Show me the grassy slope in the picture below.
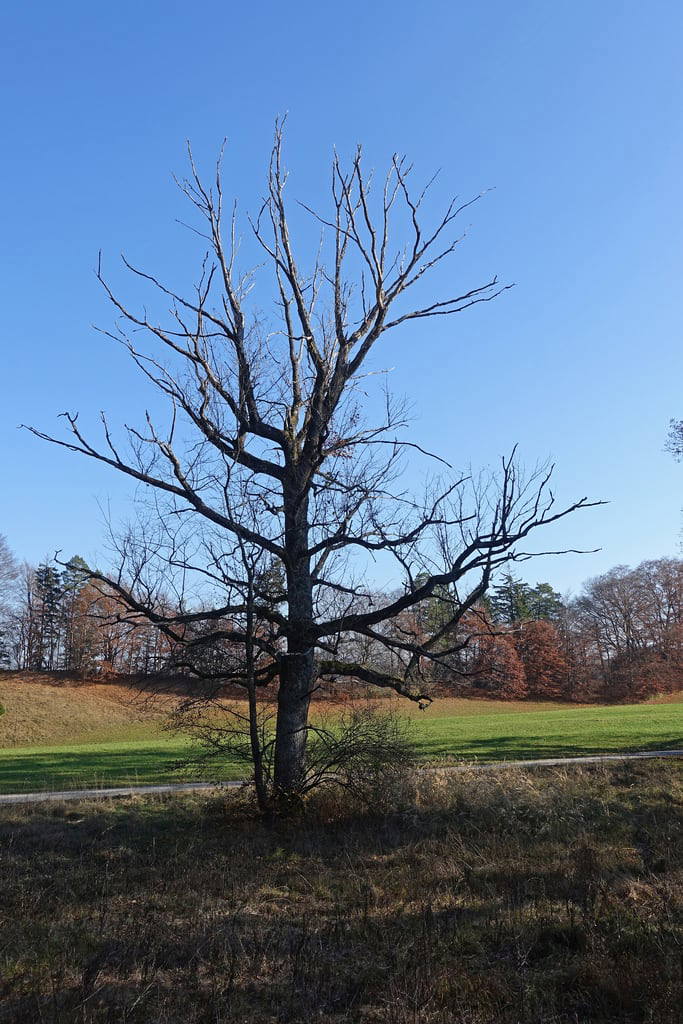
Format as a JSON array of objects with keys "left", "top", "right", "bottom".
[
  {"left": 1, "top": 675, "right": 681, "bottom": 793},
  {"left": 0, "top": 674, "right": 171, "bottom": 747},
  {"left": 1, "top": 762, "right": 681, "bottom": 1023}
]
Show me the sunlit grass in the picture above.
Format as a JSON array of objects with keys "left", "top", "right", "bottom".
[{"left": 1, "top": 697, "right": 681, "bottom": 794}]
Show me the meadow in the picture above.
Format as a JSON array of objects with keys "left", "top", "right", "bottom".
[
  {"left": 1, "top": 761, "right": 681, "bottom": 1023},
  {"left": 0, "top": 675, "right": 681, "bottom": 794}
]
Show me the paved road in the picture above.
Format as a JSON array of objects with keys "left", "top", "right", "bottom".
[{"left": 1, "top": 748, "right": 681, "bottom": 806}]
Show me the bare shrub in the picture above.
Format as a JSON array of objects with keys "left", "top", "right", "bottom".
[
  {"left": 170, "top": 699, "right": 417, "bottom": 815},
  {"left": 303, "top": 704, "right": 418, "bottom": 812}
]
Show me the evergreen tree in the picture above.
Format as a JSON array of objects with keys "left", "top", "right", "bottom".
[
  {"left": 407, "top": 572, "right": 458, "bottom": 638},
  {"left": 489, "top": 572, "right": 533, "bottom": 624},
  {"left": 61, "top": 556, "right": 94, "bottom": 671},
  {"left": 527, "top": 582, "right": 564, "bottom": 622},
  {"left": 253, "top": 558, "right": 286, "bottom": 608},
  {"left": 33, "top": 562, "right": 64, "bottom": 670}
]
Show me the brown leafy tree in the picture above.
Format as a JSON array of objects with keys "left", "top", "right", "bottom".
[
  {"left": 514, "top": 619, "right": 568, "bottom": 698},
  {"left": 470, "top": 626, "right": 528, "bottom": 699},
  {"left": 27, "top": 128, "right": 597, "bottom": 805}
]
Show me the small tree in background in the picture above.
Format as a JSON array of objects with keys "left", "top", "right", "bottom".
[{"left": 0, "top": 536, "right": 19, "bottom": 668}]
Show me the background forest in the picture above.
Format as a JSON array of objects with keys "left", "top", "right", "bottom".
[{"left": 1, "top": 534, "right": 680, "bottom": 704}]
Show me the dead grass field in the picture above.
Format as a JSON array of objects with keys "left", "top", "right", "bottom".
[
  {"left": 0, "top": 673, "right": 172, "bottom": 747},
  {"left": 0, "top": 761, "right": 680, "bottom": 1023}
]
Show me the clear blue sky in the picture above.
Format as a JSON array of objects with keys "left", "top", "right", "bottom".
[{"left": 2, "top": 0, "right": 681, "bottom": 595}]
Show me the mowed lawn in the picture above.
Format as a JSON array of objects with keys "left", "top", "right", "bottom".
[{"left": 1, "top": 676, "right": 681, "bottom": 793}]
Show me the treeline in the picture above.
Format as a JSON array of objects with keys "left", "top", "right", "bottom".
[
  {"left": 0, "top": 533, "right": 681, "bottom": 701},
  {"left": 0, "top": 541, "right": 173, "bottom": 675},
  {"left": 418, "top": 560, "right": 683, "bottom": 702}
]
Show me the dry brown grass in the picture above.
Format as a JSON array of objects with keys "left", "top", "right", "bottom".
[
  {"left": 0, "top": 761, "right": 680, "bottom": 1023},
  {"left": 0, "top": 673, "right": 173, "bottom": 747}
]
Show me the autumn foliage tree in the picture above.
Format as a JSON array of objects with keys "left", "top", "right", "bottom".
[
  {"left": 514, "top": 619, "right": 568, "bottom": 699},
  {"left": 469, "top": 622, "right": 528, "bottom": 699}
]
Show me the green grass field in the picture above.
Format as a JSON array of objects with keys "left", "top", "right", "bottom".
[{"left": 1, "top": 695, "right": 681, "bottom": 794}]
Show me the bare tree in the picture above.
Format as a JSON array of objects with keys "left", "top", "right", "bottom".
[
  {"left": 666, "top": 419, "right": 683, "bottom": 461},
  {"left": 0, "top": 535, "right": 19, "bottom": 666},
  {"left": 26, "top": 126, "right": 598, "bottom": 804},
  {"left": 0, "top": 535, "right": 18, "bottom": 596},
  {"left": 572, "top": 558, "right": 683, "bottom": 698}
]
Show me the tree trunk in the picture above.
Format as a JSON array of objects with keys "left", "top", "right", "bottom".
[
  {"left": 273, "top": 646, "right": 315, "bottom": 796},
  {"left": 273, "top": 474, "right": 314, "bottom": 798},
  {"left": 244, "top": 580, "right": 269, "bottom": 815}
]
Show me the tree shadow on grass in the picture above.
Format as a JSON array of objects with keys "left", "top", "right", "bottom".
[
  {"left": 2, "top": 730, "right": 681, "bottom": 794},
  {"left": 1, "top": 774, "right": 681, "bottom": 1024},
  {"left": 418, "top": 733, "right": 683, "bottom": 761},
  {"left": 3, "top": 900, "right": 675, "bottom": 1024},
  {"left": 0, "top": 747, "right": 241, "bottom": 792}
]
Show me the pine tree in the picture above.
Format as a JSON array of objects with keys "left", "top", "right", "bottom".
[
  {"left": 61, "top": 556, "right": 96, "bottom": 672},
  {"left": 32, "top": 562, "right": 64, "bottom": 670},
  {"left": 489, "top": 572, "right": 533, "bottom": 624},
  {"left": 527, "top": 582, "right": 564, "bottom": 622}
]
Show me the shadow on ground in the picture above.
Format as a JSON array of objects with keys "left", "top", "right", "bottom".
[
  {"left": 0, "top": 760, "right": 681, "bottom": 1023},
  {"left": 0, "top": 746, "right": 242, "bottom": 793},
  {"left": 3, "top": 730, "right": 683, "bottom": 794}
]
